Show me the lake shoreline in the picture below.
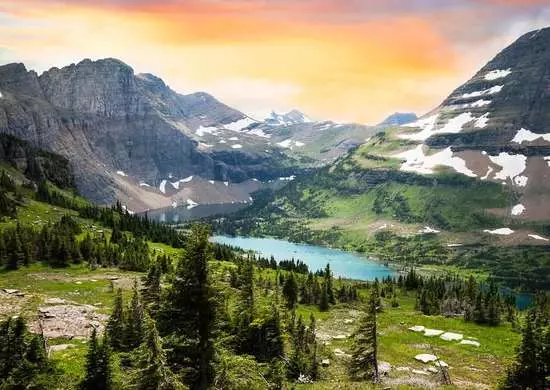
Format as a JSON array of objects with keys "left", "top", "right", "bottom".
[{"left": 212, "top": 234, "right": 395, "bottom": 281}]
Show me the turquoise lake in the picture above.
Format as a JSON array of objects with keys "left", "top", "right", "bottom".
[{"left": 212, "top": 235, "right": 395, "bottom": 281}]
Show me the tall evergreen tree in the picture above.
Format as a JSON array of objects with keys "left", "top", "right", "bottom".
[
  {"left": 81, "top": 329, "right": 113, "bottom": 390},
  {"left": 107, "top": 289, "right": 125, "bottom": 351},
  {"left": 324, "top": 263, "right": 335, "bottom": 304},
  {"left": 282, "top": 272, "right": 298, "bottom": 310},
  {"left": 159, "top": 224, "right": 215, "bottom": 390},
  {"left": 350, "top": 292, "right": 378, "bottom": 383},
  {"left": 142, "top": 262, "right": 162, "bottom": 316},
  {"left": 133, "top": 318, "right": 185, "bottom": 390},
  {"left": 126, "top": 280, "right": 145, "bottom": 350}
]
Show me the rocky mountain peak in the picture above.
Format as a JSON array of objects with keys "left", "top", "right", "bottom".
[
  {"left": 0, "top": 62, "right": 44, "bottom": 98},
  {"left": 38, "top": 57, "right": 143, "bottom": 118},
  {"left": 378, "top": 112, "right": 417, "bottom": 127}
]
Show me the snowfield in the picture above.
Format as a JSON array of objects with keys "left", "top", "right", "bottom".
[
  {"left": 484, "top": 69, "right": 512, "bottom": 80},
  {"left": 277, "top": 139, "right": 293, "bottom": 148},
  {"left": 488, "top": 153, "right": 528, "bottom": 187},
  {"left": 196, "top": 126, "right": 218, "bottom": 137},
  {"left": 528, "top": 234, "right": 549, "bottom": 242},
  {"left": 461, "top": 85, "right": 503, "bottom": 98},
  {"left": 512, "top": 128, "right": 550, "bottom": 144},
  {"left": 224, "top": 117, "right": 256, "bottom": 131},
  {"left": 186, "top": 199, "right": 199, "bottom": 210},
  {"left": 483, "top": 228, "right": 514, "bottom": 235},
  {"left": 397, "top": 145, "right": 476, "bottom": 177},
  {"left": 474, "top": 113, "right": 490, "bottom": 128},
  {"left": 511, "top": 204, "right": 525, "bottom": 216}
]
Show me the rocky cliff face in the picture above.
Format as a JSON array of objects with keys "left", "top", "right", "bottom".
[{"left": 0, "top": 58, "right": 310, "bottom": 207}]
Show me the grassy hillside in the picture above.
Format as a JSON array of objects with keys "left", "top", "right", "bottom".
[{"left": 211, "top": 132, "right": 550, "bottom": 290}]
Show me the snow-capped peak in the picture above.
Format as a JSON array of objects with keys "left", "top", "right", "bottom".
[{"left": 265, "top": 109, "right": 312, "bottom": 126}]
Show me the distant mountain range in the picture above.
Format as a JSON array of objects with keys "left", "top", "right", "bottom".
[{"left": 0, "top": 58, "right": 377, "bottom": 213}]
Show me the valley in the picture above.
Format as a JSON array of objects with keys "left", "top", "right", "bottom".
[{"left": 0, "top": 12, "right": 549, "bottom": 390}]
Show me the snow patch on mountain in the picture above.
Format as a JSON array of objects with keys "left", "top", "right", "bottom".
[
  {"left": 246, "top": 128, "right": 271, "bottom": 138},
  {"left": 171, "top": 176, "right": 193, "bottom": 190},
  {"left": 529, "top": 234, "right": 549, "bottom": 241},
  {"left": 159, "top": 180, "right": 168, "bottom": 194},
  {"left": 231, "top": 144, "right": 243, "bottom": 149},
  {"left": 475, "top": 113, "right": 490, "bottom": 128},
  {"left": 265, "top": 110, "right": 312, "bottom": 126},
  {"left": 224, "top": 117, "right": 256, "bottom": 131},
  {"left": 439, "top": 112, "right": 475, "bottom": 133},
  {"left": 488, "top": 153, "right": 528, "bottom": 187},
  {"left": 484, "top": 69, "right": 512, "bottom": 80},
  {"left": 462, "top": 85, "right": 503, "bottom": 98},
  {"left": 196, "top": 126, "right": 219, "bottom": 137},
  {"left": 277, "top": 139, "right": 293, "bottom": 148},
  {"left": 116, "top": 170, "right": 127, "bottom": 177},
  {"left": 512, "top": 128, "right": 550, "bottom": 144},
  {"left": 511, "top": 204, "right": 525, "bottom": 216},
  {"left": 186, "top": 199, "right": 199, "bottom": 210},
  {"left": 397, "top": 145, "right": 476, "bottom": 177},
  {"left": 400, "top": 112, "right": 477, "bottom": 141},
  {"left": 469, "top": 99, "right": 492, "bottom": 108},
  {"left": 484, "top": 228, "right": 514, "bottom": 235}
]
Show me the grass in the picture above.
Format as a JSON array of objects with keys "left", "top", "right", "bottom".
[{"left": 296, "top": 293, "right": 519, "bottom": 389}]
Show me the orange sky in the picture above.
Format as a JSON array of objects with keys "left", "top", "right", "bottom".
[{"left": 1, "top": 0, "right": 549, "bottom": 123}]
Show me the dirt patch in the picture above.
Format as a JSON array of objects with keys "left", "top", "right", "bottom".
[
  {"left": 0, "top": 290, "right": 34, "bottom": 318},
  {"left": 33, "top": 304, "right": 108, "bottom": 339}
]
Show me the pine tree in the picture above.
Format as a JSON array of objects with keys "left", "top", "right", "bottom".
[
  {"left": 0, "top": 236, "right": 8, "bottom": 267},
  {"left": 107, "top": 289, "right": 126, "bottom": 351},
  {"left": 282, "top": 272, "right": 298, "bottom": 310},
  {"left": 142, "top": 262, "right": 162, "bottom": 316},
  {"left": 350, "top": 292, "right": 378, "bottom": 382},
  {"left": 486, "top": 294, "right": 501, "bottom": 326},
  {"left": 81, "top": 329, "right": 113, "bottom": 390},
  {"left": 7, "top": 233, "right": 24, "bottom": 270},
  {"left": 159, "top": 224, "right": 215, "bottom": 389},
  {"left": 503, "top": 300, "right": 549, "bottom": 389},
  {"left": 324, "top": 263, "right": 335, "bottom": 304},
  {"left": 126, "top": 280, "right": 145, "bottom": 350},
  {"left": 318, "top": 283, "right": 329, "bottom": 312},
  {"left": 473, "top": 291, "right": 486, "bottom": 324},
  {"left": 133, "top": 318, "right": 185, "bottom": 390}
]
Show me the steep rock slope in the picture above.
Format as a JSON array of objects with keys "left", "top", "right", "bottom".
[
  {"left": 395, "top": 27, "right": 550, "bottom": 221},
  {"left": 0, "top": 58, "right": 376, "bottom": 211},
  {"left": 0, "top": 59, "right": 300, "bottom": 207}
]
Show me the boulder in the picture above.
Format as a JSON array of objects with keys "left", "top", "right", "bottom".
[
  {"left": 440, "top": 332, "right": 463, "bottom": 341},
  {"left": 460, "top": 339, "right": 481, "bottom": 347},
  {"left": 415, "top": 354, "right": 438, "bottom": 363},
  {"left": 423, "top": 329, "right": 444, "bottom": 337}
]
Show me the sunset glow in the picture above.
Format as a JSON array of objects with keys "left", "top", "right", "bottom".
[{"left": 1, "top": 0, "right": 549, "bottom": 123}]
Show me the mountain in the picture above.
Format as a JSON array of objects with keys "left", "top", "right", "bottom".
[
  {"left": 378, "top": 112, "right": 417, "bottom": 127},
  {"left": 397, "top": 27, "right": 550, "bottom": 221},
  {"left": 264, "top": 109, "right": 312, "bottom": 126},
  {"left": 214, "top": 27, "right": 550, "bottom": 289},
  {"left": 0, "top": 58, "right": 376, "bottom": 212}
]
